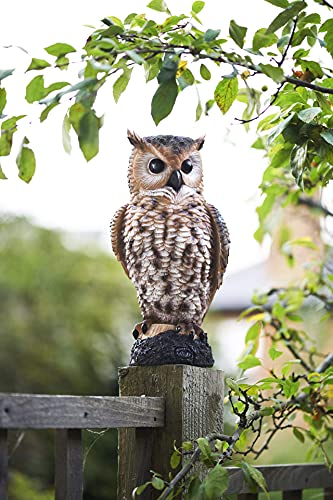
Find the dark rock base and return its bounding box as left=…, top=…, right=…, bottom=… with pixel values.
left=129, top=330, right=214, bottom=367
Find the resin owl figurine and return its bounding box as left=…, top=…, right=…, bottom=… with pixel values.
left=111, top=131, right=230, bottom=341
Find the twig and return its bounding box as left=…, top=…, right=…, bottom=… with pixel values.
left=281, top=332, right=312, bottom=372
left=320, top=0, right=333, bottom=8
left=235, top=82, right=285, bottom=124
left=158, top=433, right=232, bottom=500
left=297, top=196, right=333, bottom=217
left=278, top=17, right=298, bottom=68
left=316, top=352, right=333, bottom=373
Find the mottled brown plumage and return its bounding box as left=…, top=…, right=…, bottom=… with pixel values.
left=111, top=131, right=230, bottom=339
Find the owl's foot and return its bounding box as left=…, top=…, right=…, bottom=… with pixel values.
left=175, top=323, right=208, bottom=344
left=132, top=321, right=174, bottom=339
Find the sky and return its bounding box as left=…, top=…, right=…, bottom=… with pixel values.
left=0, top=0, right=278, bottom=274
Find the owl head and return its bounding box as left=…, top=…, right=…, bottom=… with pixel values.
left=126, top=131, right=205, bottom=197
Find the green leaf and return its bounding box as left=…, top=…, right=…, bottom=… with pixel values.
left=298, top=107, right=322, bottom=123
left=0, top=69, right=14, bottom=81
left=229, top=20, right=247, bottom=48
left=291, top=142, right=308, bottom=188
left=245, top=321, right=261, bottom=343
left=268, top=346, right=283, bottom=360
left=272, top=301, right=285, bottom=320
left=0, top=88, right=6, bottom=115
left=26, top=75, right=69, bottom=103
left=151, top=80, right=178, bottom=125
left=157, top=54, right=178, bottom=84
left=259, top=64, right=284, bottom=83
left=264, top=0, right=289, bottom=6
left=187, top=477, right=202, bottom=498
left=113, top=68, right=133, bottom=103
left=144, top=61, right=161, bottom=82
left=196, top=97, right=203, bottom=121
left=151, top=476, right=165, bottom=490
left=286, top=236, right=318, bottom=250
left=45, top=43, right=76, bottom=57
left=200, top=64, right=211, bottom=80
left=62, top=113, right=71, bottom=154
left=241, top=462, right=269, bottom=497
left=205, top=99, right=215, bottom=115
left=0, top=164, right=7, bottom=180
left=25, top=76, right=45, bottom=103
left=197, top=437, right=214, bottom=465
left=48, top=78, right=97, bottom=103
left=170, top=450, right=181, bottom=469
left=266, top=2, right=307, bottom=34
left=214, top=77, right=238, bottom=114
left=267, top=113, right=295, bottom=145
left=282, top=379, right=300, bottom=398
left=321, top=129, right=333, bottom=146
left=182, top=441, right=193, bottom=451
left=26, top=58, right=51, bottom=71
left=16, top=141, right=36, bottom=183
left=78, top=110, right=100, bottom=161
left=0, top=115, right=25, bottom=156
left=293, top=428, right=305, bottom=443
left=40, top=102, right=58, bottom=122
left=204, top=29, right=221, bottom=42
left=259, top=407, right=275, bottom=416
left=238, top=354, right=261, bottom=370
left=192, top=1, right=205, bottom=14
left=178, top=68, right=195, bottom=90
left=147, top=0, right=171, bottom=14
left=125, top=50, right=144, bottom=65
left=252, top=28, right=278, bottom=51
left=132, top=482, right=151, bottom=497
left=225, top=377, right=240, bottom=395
left=200, top=464, right=230, bottom=500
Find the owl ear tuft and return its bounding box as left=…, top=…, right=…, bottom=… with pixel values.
left=127, top=130, right=145, bottom=148
left=194, top=135, right=205, bottom=151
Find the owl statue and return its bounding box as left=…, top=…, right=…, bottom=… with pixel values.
left=111, top=131, right=230, bottom=342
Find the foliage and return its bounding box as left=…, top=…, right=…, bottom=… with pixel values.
left=1, top=0, right=333, bottom=497
left=0, top=216, right=138, bottom=499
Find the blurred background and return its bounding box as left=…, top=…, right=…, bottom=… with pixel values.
left=0, top=0, right=332, bottom=498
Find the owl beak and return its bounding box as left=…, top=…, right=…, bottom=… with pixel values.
left=167, top=170, right=183, bottom=192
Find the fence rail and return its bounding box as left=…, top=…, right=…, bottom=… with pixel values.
left=0, top=393, right=165, bottom=428
left=0, top=367, right=332, bottom=500
left=227, top=463, right=333, bottom=497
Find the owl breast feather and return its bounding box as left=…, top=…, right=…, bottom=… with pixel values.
left=123, top=193, right=213, bottom=325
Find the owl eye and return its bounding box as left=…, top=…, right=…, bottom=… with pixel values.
left=181, top=159, right=193, bottom=174
left=149, top=158, right=165, bottom=174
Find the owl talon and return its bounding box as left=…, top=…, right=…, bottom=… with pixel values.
left=142, top=322, right=148, bottom=334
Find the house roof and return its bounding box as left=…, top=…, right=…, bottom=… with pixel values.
left=211, top=261, right=275, bottom=314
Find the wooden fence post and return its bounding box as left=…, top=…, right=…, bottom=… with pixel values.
left=117, top=365, right=224, bottom=499
left=55, top=429, right=83, bottom=500
left=0, top=430, right=8, bottom=500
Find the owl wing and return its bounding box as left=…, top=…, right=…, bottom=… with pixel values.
left=205, top=203, right=230, bottom=307
left=110, top=204, right=130, bottom=279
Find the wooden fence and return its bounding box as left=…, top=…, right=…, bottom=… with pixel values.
left=0, top=365, right=332, bottom=499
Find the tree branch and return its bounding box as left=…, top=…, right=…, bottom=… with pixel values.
left=278, top=16, right=298, bottom=67
left=319, top=0, right=333, bottom=8
left=297, top=196, right=333, bottom=217
left=156, top=353, right=333, bottom=499
left=235, top=82, right=285, bottom=124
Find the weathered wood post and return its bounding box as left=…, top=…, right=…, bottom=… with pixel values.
left=117, top=365, right=224, bottom=499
